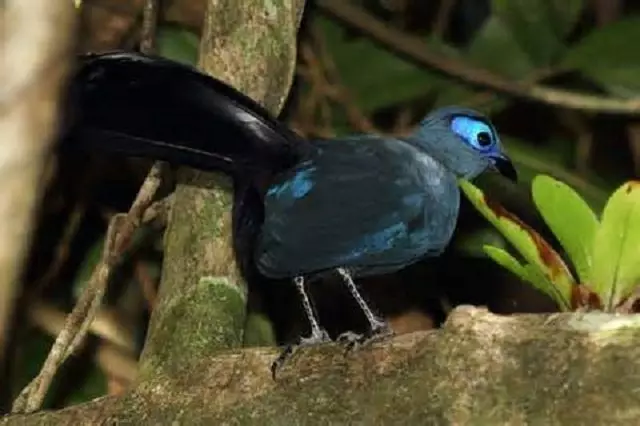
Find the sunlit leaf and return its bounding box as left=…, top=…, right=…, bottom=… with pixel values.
left=590, top=181, right=640, bottom=308
left=492, top=0, right=584, bottom=66
left=483, top=245, right=528, bottom=280
left=532, top=175, right=599, bottom=284
left=523, top=263, right=572, bottom=310
left=484, top=244, right=571, bottom=310
left=459, top=179, right=575, bottom=307
left=562, top=17, right=640, bottom=97
left=156, top=25, right=199, bottom=65
left=454, top=228, right=509, bottom=258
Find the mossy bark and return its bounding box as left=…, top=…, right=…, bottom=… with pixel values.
left=137, top=0, right=305, bottom=382
left=4, top=1, right=640, bottom=424
left=4, top=307, right=640, bottom=424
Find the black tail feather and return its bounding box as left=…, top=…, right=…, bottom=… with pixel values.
left=58, top=51, right=310, bottom=178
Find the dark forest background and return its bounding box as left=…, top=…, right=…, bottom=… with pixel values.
left=2, top=0, right=639, bottom=411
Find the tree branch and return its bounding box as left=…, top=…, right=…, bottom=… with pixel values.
left=317, top=0, right=640, bottom=115
left=2, top=307, right=640, bottom=424
left=135, top=0, right=302, bottom=383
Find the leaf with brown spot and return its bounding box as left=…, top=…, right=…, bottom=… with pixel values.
left=484, top=246, right=570, bottom=310
left=570, top=284, right=603, bottom=311
left=459, top=179, right=575, bottom=310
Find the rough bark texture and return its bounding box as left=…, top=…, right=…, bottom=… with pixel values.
left=3, top=307, right=640, bottom=424
left=0, top=0, right=76, bottom=375
left=2, top=1, right=638, bottom=424
left=138, top=0, right=305, bottom=382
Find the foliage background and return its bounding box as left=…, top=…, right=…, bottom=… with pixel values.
left=2, top=0, right=639, bottom=412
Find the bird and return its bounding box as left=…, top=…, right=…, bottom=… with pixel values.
left=59, top=51, right=518, bottom=376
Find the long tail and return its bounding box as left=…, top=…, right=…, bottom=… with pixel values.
left=58, top=51, right=310, bottom=178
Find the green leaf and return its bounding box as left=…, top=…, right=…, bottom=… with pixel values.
left=532, top=175, right=599, bottom=284
left=454, top=228, right=509, bottom=258
left=459, top=179, right=575, bottom=307
left=318, top=18, right=439, bottom=112
left=483, top=245, right=528, bottom=280
left=522, top=263, right=572, bottom=310
left=562, top=17, right=640, bottom=97
left=467, top=16, right=535, bottom=78
left=483, top=246, right=570, bottom=310
left=504, top=137, right=612, bottom=211
left=430, top=17, right=526, bottom=111
left=156, top=25, right=199, bottom=65
left=492, top=0, right=584, bottom=66
left=590, top=181, right=640, bottom=308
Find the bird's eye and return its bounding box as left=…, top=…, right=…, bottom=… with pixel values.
left=450, top=116, right=496, bottom=152
left=477, top=131, right=492, bottom=147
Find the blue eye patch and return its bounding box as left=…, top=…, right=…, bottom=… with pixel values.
left=450, top=116, right=496, bottom=152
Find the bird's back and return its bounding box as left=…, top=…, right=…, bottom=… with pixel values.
left=255, top=135, right=460, bottom=279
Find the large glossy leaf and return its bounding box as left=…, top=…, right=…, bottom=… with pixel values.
left=532, top=175, right=599, bottom=284
left=562, top=17, right=640, bottom=97
left=459, top=179, right=575, bottom=307
left=590, top=181, right=640, bottom=309
left=492, top=0, right=584, bottom=66
left=318, top=18, right=439, bottom=112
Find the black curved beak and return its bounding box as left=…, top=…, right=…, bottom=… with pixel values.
left=490, top=154, right=518, bottom=182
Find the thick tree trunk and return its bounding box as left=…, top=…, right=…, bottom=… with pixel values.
left=0, top=0, right=76, bottom=385
left=2, top=1, right=638, bottom=424
left=3, top=307, right=640, bottom=424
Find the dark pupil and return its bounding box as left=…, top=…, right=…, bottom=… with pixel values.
left=477, top=131, right=492, bottom=147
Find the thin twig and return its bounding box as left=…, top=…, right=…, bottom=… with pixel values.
left=139, top=0, right=157, bottom=54
left=12, top=0, right=163, bottom=413
left=317, top=0, right=640, bottom=115
left=141, top=193, right=173, bottom=227
left=32, top=203, right=86, bottom=296
left=313, top=24, right=378, bottom=133
left=135, top=261, right=158, bottom=310
left=432, top=0, right=457, bottom=39
left=27, top=300, right=137, bottom=384
left=29, top=299, right=136, bottom=353
left=12, top=162, right=166, bottom=413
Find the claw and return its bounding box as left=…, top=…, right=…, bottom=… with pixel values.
left=271, top=328, right=331, bottom=380
left=340, top=323, right=394, bottom=354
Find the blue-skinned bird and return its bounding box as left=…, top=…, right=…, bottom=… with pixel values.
left=59, top=51, right=517, bottom=375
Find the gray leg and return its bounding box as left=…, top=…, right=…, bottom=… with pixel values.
left=336, top=267, right=394, bottom=347
left=294, top=276, right=329, bottom=343
left=271, top=275, right=331, bottom=379
left=337, top=268, right=387, bottom=332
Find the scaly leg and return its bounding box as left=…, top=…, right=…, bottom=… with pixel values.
left=271, top=276, right=331, bottom=378
left=336, top=267, right=393, bottom=349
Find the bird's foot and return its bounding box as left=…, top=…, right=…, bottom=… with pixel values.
left=338, top=321, right=394, bottom=353
left=271, top=328, right=331, bottom=380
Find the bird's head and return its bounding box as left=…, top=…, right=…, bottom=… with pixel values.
left=411, top=106, right=517, bottom=182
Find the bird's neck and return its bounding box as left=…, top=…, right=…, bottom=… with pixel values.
left=403, top=133, right=453, bottom=172
left=404, top=129, right=485, bottom=180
